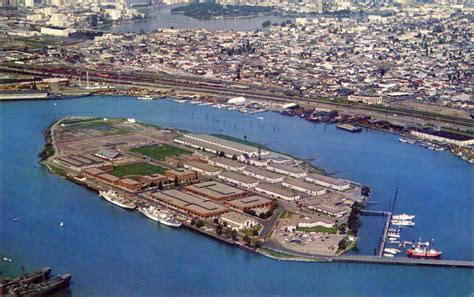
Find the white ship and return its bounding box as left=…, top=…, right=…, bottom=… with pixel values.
left=384, top=248, right=401, bottom=254
left=158, top=212, right=182, bottom=228
left=99, top=190, right=136, bottom=210
left=137, top=96, right=154, bottom=100
left=138, top=205, right=161, bottom=222
left=393, top=214, right=415, bottom=220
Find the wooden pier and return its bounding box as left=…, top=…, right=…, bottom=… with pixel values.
left=360, top=210, right=393, bottom=257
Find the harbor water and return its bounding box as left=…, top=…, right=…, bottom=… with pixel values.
left=0, top=96, right=473, bottom=296
left=103, top=6, right=295, bottom=32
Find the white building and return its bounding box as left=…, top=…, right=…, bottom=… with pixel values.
left=266, top=162, right=307, bottom=178
left=183, top=161, right=222, bottom=176
left=255, top=183, right=300, bottom=202
left=347, top=94, right=383, bottom=105
left=410, top=130, right=474, bottom=146
left=306, top=173, right=351, bottom=191
left=242, top=166, right=284, bottom=184
left=208, top=157, right=246, bottom=172
left=220, top=211, right=258, bottom=230
left=217, top=171, right=259, bottom=189
left=282, top=177, right=327, bottom=196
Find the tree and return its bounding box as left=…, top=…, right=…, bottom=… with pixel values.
left=338, top=238, right=347, bottom=251
left=232, top=155, right=238, bottom=160
left=195, top=219, right=204, bottom=228
left=243, top=235, right=251, bottom=245
left=157, top=181, right=164, bottom=190
left=216, top=223, right=223, bottom=235
left=219, top=151, right=225, bottom=157
left=213, top=218, right=219, bottom=224
left=231, top=229, right=238, bottom=240
left=174, top=176, right=179, bottom=187
left=252, top=229, right=259, bottom=237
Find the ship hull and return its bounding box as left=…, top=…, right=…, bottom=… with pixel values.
left=138, top=208, right=160, bottom=222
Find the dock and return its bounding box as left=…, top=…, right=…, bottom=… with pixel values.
left=332, top=255, right=474, bottom=268
left=336, top=123, right=362, bottom=132
left=360, top=210, right=392, bottom=257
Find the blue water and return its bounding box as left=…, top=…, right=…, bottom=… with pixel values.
left=0, top=96, right=473, bottom=296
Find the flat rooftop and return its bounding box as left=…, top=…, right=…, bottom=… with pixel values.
left=267, top=162, right=307, bottom=174
left=152, top=189, right=228, bottom=215
left=184, top=161, right=221, bottom=173
left=185, top=181, right=246, bottom=200
left=243, top=166, right=284, bottom=179
left=209, top=157, right=246, bottom=169
left=176, top=137, right=243, bottom=157
left=256, top=182, right=297, bottom=198
left=218, top=171, right=259, bottom=184
left=417, top=128, right=473, bottom=141
left=226, top=195, right=272, bottom=209
left=184, top=133, right=260, bottom=154
left=283, top=177, right=326, bottom=192
left=307, top=173, right=350, bottom=187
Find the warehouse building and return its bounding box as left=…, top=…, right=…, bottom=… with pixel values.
left=242, top=166, right=284, bottom=184
left=140, top=173, right=169, bottom=187
left=282, top=177, right=327, bottom=196
left=182, top=134, right=267, bottom=158
left=217, top=171, right=259, bottom=189
left=255, top=183, right=300, bottom=202
left=306, top=173, right=351, bottom=191
left=183, top=161, right=222, bottom=176
left=208, top=157, right=246, bottom=172
left=118, top=178, right=142, bottom=192
left=266, top=162, right=307, bottom=178
left=184, top=181, right=247, bottom=201
left=152, top=189, right=229, bottom=219
left=410, top=129, right=474, bottom=146
left=224, top=195, right=273, bottom=212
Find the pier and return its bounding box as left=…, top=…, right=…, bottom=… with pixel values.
left=360, top=210, right=392, bottom=257
left=332, top=255, right=474, bottom=268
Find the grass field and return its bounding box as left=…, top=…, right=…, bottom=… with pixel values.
left=130, top=143, right=191, bottom=160
left=109, top=162, right=164, bottom=177
left=296, top=226, right=338, bottom=234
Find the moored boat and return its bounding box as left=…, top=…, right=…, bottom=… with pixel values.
left=158, top=212, right=182, bottom=228
left=392, top=214, right=415, bottom=220
left=0, top=267, right=51, bottom=294
left=407, top=240, right=442, bottom=258
left=99, top=190, right=136, bottom=210
left=138, top=205, right=161, bottom=222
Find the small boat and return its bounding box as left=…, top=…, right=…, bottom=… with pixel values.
left=391, top=219, right=415, bottom=227
left=60, top=222, right=64, bottom=227
left=407, top=139, right=417, bottom=144
left=383, top=253, right=395, bottom=258
left=384, top=248, right=400, bottom=254
left=392, top=214, right=415, bottom=220
left=399, top=138, right=409, bottom=143
left=255, top=117, right=264, bottom=120
left=137, top=96, right=154, bottom=100
left=387, top=233, right=400, bottom=238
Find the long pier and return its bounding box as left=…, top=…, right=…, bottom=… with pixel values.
left=360, top=210, right=393, bottom=257
left=332, top=255, right=474, bottom=268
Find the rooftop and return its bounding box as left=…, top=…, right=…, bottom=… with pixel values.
left=185, top=181, right=246, bottom=200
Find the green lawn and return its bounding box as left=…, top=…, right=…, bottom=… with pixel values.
left=296, top=226, right=337, bottom=234
left=130, top=143, right=191, bottom=160
left=109, top=162, right=164, bottom=177
left=240, top=224, right=263, bottom=237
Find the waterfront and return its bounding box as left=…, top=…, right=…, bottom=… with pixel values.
left=0, top=96, right=473, bottom=296
left=103, top=6, right=295, bottom=32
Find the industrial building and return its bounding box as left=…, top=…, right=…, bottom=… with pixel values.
left=152, top=190, right=229, bottom=219
left=254, top=183, right=300, bottom=202
left=266, top=162, right=308, bottom=178
left=306, top=173, right=351, bottom=191
left=184, top=181, right=247, bottom=201
left=410, top=129, right=474, bottom=146
left=282, top=177, right=327, bottom=196
left=208, top=157, right=246, bottom=172
left=242, top=166, right=284, bottom=184
left=217, top=171, right=259, bottom=189
left=183, top=161, right=222, bottom=176
left=224, top=195, right=273, bottom=212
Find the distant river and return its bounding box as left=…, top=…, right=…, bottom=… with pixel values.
left=0, top=96, right=472, bottom=296
left=102, top=6, right=295, bottom=32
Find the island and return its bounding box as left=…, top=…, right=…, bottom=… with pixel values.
left=41, top=116, right=370, bottom=261
left=171, top=2, right=275, bottom=20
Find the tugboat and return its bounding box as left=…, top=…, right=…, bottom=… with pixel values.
left=407, top=239, right=442, bottom=258
left=99, top=190, right=136, bottom=210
